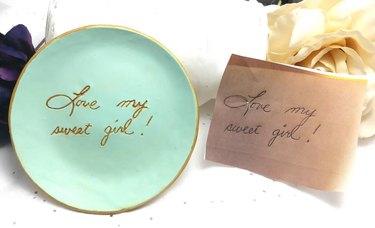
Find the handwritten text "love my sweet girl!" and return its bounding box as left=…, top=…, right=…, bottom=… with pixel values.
left=45, top=85, right=153, bottom=147
left=223, top=90, right=321, bottom=147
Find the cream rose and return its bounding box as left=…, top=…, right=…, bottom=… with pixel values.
left=267, top=0, right=375, bottom=138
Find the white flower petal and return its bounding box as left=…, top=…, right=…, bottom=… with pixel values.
left=360, top=107, right=375, bottom=138
left=289, top=9, right=325, bottom=50
left=267, top=0, right=375, bottom=138
left=330, top=49, right=348, bottom=73
left=362, top=77, right=375, bottom=115
left=349, top=1, right=375, bottom=42
left=313, top=47, right=337, bottom=68
left=315, top=53, right=336, bottom=72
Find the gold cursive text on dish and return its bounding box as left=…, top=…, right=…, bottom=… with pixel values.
left=50, top=123, right=92, bottom=136
left=116, top=99, right=148, bottom=118
left=45, top=85, right=100, bottom=116
left=100, top=119, right=134, bottom=146
left=99, top=99, right=149, bottom=146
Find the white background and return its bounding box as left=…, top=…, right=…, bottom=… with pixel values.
left=1, top=1, right=375, bottom=227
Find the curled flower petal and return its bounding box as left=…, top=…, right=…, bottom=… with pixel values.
left=360, top=106, right=375, bottom=138
left=0, top=45, right=29, bottom=62
left=0, top=66, right=22, bottom=81
left=0, top=85, right=11, bottom=125
left=0, top=84, right=11, bottom=105
left=0, top=106, right=8, bottom=125
left=349, top=1, right=375, bottom=43
left=267, top=0, right=375, bottom=138
left=2, top=24, right=35, bottom=59
left=0, top=123, right=10, bottom=146
left=0, top=24, right=34, bottom=129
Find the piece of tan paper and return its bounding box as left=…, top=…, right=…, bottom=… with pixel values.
left=206, top=54, right=367, bottom=191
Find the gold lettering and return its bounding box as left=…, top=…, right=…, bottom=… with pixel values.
left=50, top=123, right=92, bottom=135
left=116, top=99, right=148, bottom=118
left=100, top=119, right=134, bottom=146
left=46, top=85, right=100, bottom=116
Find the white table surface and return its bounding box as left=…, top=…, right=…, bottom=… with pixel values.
left=1, top=1, right=375, bottom=227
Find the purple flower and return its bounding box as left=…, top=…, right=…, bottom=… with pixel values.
left=0, top=24, right=35, bottom=141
